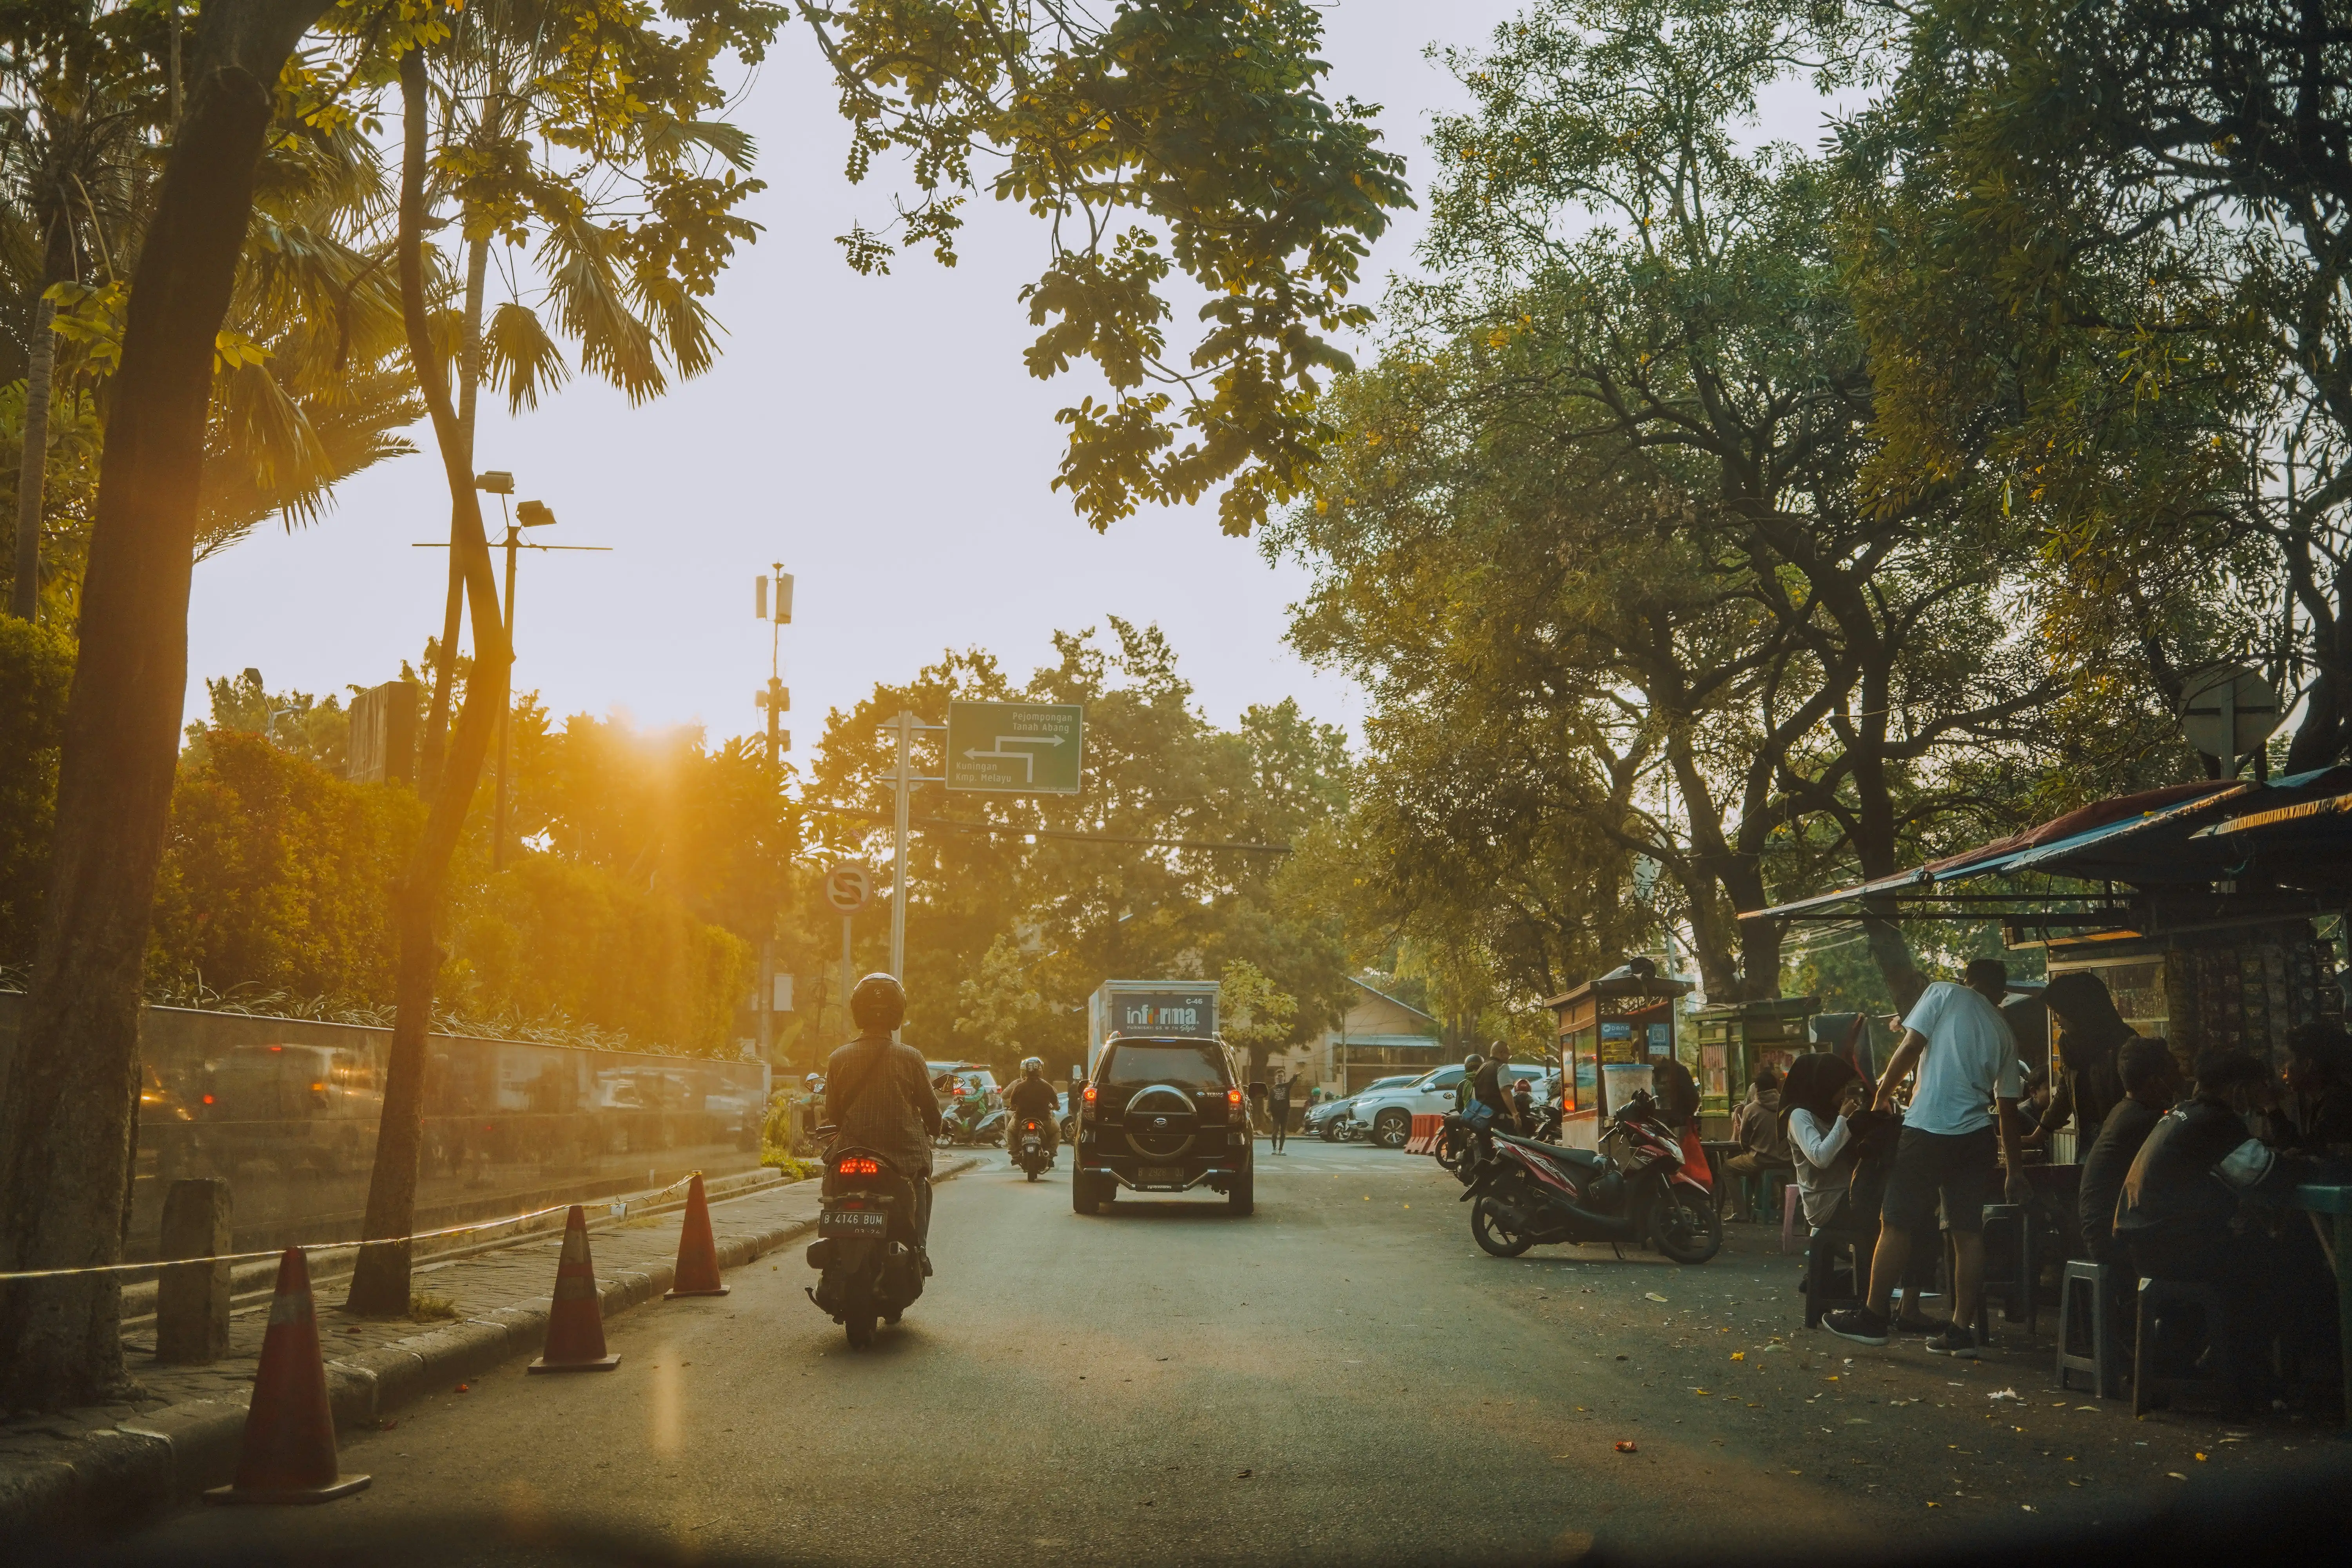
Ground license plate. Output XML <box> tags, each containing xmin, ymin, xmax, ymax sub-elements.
<box><xmin>1136</xmin><ymin>1166</ymin><xmax>1186</xmax><ymax>1185</ymax></box>
<box><xmin>820</xmin><ymin>1207</ymin><xmax>887</xmax><ymax>1236</ymax></box>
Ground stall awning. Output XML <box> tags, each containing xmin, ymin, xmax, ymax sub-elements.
<box><xmin>1745</xmin><ymin>767</ymin><xmax>2352</xmax><ymax>923</ymax></box>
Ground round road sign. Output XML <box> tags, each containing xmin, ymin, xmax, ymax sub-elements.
<box><xmin>823</xmin><ymin>862</ymin><xmax>875</xmax><ymax>915</ymax></box>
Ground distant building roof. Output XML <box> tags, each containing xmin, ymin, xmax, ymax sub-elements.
<box><xmin>1347</xmin><ymin>976</ymin><xmax>1441</xmax><ymax>1028</ymax></box>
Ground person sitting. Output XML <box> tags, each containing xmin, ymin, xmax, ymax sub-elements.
<box><xmin>2276</xmin><ymin>1023</ymin><xmax>2352</xmax><ymax>1152</ymax></box>
<box><xmin>1723</xmin><ymin>1068</ymin><xmax>1792</xmax><ymax>1216</ymax></box>
<box><xmin>2114</xmin><ymin>1048</ymin><xmax>2340</xmax><ymax>1405</ymax></box>
<box><xmin>2076</xmin><ymin>1038</ymin><xmax>2178</xmax><ymax>1266</ymax></box>
<box><xmin>1648</xmin><ymin>1058</ymin><xmax>1711</xmax><ymax>1195</ymax></box>
<box><xmin>2033</xmin><ymin>970</ymin><xmax>2135</xmax><ymax>1148</ymax></box>
<box><xmin>1783</xmin><ymin>1052</ymin><xmax>1938</xmax><ymax>1331</ymax></box>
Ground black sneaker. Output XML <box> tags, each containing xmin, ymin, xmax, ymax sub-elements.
<box><xmin>1820</xmin><ymin>1307</ymin><xmax>1891</xmax><ymax>1347</ymax></box>
<box><xmin>1924</xmin><ymin>1325</ymin><xmax>1981</xmax><ymax>1358</ymax></box>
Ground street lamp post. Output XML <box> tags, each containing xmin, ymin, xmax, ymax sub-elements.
<box><xmin>414</xmin><ymin>476</ymin><xmax>608</xmax><ymax>871</ymax></box>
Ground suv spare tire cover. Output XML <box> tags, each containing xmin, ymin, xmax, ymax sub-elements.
<box><xmin>1120</xmin><ymin>1084</ymin><xmax>1197</xmax><ymax>1160</ymax></box>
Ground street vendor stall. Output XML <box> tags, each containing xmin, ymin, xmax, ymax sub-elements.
<box><xmin>1748</xmin><ymin>766</ymin><xmax>2352</xmax><ymax>1413</ymax></box>
<box><xmin>1749</xmin><ymin>768</ymin><xmax>2352</xmax><ymax>1103</ymax></box>
<box><xmin>1689</xmin><ymin>997</ymin><xmax>1818</xmax><ymax>1140</ymax></box>
<box><xmin>1546</xmin><ymin>963</ymin><xmax>1693</xmax><ymax>1151</ymax></box>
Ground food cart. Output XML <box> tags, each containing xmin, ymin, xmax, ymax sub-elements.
<box><xmin>1545</xmin><ymin>964</ymin><xmax>1693</xmax><ymax>1151</ymax></box>
<box><xmin>1688</xmin><ymin>997</ymin><xmax>1819</xmax><ymax>1140</ymax></box>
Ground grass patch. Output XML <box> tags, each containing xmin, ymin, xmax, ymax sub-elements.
<box><xmin>761</xmin><ymin>1146</ymin><xmax>822</xmax><ymax>1181</ymax></box>
<box><xmin>407</xmin><ymin>1292</ymin><xmax>459</xmax><ymax>1323</ymax></box>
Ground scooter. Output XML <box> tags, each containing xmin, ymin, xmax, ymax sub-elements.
<box><xmin>1460</xmin><ymin>1089</ymin><xmax>1722</xmax><ymax>1263</ymax></box>
<box><xmin>935</xmin><ymin>1100</ymin><xmax>1009</xmax><ymax>1147</ymax></box>
<box><xmin>1011</xmin><ymin>1115</ymin><xmax>1055</xmax><ymax>1180</ymax></box>
<box><xmin>805</xmin><ymin>1135</ymin><xmax>927</xmax><ymax>1349</ymax></box>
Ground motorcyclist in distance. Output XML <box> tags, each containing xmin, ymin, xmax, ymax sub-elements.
<box><xmin>824</xmin><ymin>973</ymin><xmax>943</xmax><ymax>1256</ymax></box>
<box><xmin>1005</xmin><ymin>1056</ymin><xmax>1061</xmax><ymax>1165</ymax></box>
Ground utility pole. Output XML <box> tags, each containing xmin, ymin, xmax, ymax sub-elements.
<box><xmin>755</xmin><ymin>566</ymin><xmax>794</xmax><ymax>1065</ymax></box>
<box><xmin>416</xmin><ymin>479</ymin><xmax>606</xmax><ymax>872</ymax></box>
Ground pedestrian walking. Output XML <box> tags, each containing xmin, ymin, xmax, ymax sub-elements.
<box><xmin>1269</xmin><ymin>1070</ymin><xmax>1294</xmax><ymax>1153</ymax></box>
<box><xmin>1823</xmin><ymin>958</ymin><xmax>2027</xmax><ymax>1357</ymax></box>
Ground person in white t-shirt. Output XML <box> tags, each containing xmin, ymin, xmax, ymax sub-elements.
<box><xmin>1822</xmin><ymin>958</ymin><xmax>2026</xmax><ymax>1357</ymax></box>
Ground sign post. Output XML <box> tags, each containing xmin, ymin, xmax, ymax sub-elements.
<box><xmin>824</xmin><ymin>863</ymin><xmax>875</xmax><ymax>1036</ymax></box>
<box><xmin>946</xmin><ymin>701</ymin><xmax>1083</xmax><ymax>794</ymax></box>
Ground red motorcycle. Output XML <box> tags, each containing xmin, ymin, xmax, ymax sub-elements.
<box><xmin>1461</xmin><ymin>1089</ymin><xmax>1721</xmax><ymax>1263</ymax></box>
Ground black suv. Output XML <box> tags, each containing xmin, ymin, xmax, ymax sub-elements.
<box><xmin>1073</xmin><ymin>1036</ymin><xmax>1256</xmax><ymax>1215</ymax></box>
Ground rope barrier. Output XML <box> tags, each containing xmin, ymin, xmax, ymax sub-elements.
<box><xmin>0</xmin><ymin>1171</ymin><xmax>706</xmax><ymax>1283</ymax></box>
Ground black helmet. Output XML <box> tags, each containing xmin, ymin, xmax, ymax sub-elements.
<box><xmin>850</xmin><ymin>972</ymin><xmax>907</xmax><ymax>1031</ymax></box>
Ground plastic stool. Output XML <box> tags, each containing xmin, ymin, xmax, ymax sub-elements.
<box><xmin>2055</xmin><ymin>1260</ymin><xmax>2123</xmax><ymax>1399</ymax></box>
<box><xmin>2132</xmin><ymin>1276</ymin><xmax>2238</xmax><ymax>1417</ymax></box>
<box><xmin>1780</xmin><ymin>1183</ymin><xmax>1802</xmax><ymax>1254</ymax></box>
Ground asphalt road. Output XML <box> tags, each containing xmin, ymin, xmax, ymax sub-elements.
<box><xmin>95</xmin><ymin>1140</ymin><xmax>2347</xmax><ymax>1566</ymax></box>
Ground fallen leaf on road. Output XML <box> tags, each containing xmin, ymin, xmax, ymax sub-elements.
<box><xmin>1730</xmin><ymin>1352</ymin><xmax>1745</xmax><ymax>1361</ymax></box>
<box><xmin>1987</xmin><ymin>1389</ymin><xmax>2022</xmax><ymax>1402</ymax></box>
<box><xmin>455</xmin><ymin>1384</ymin><xmax>470</xmax><ymax>1393</ymax></box>
<box><xmin>2167</xmin><ymin>1473</ymin><xmax>2187</xmax><ymax>1481</ymax></box>
<box><xmin>1236</xmin><ymin>1470</ymin><xmax>1252</xmax><ymax>1479</ymax></box>
<box><xmin>2195</xmin><ymin>1453</ymin><xmax>2207</xmax><ymax>1461</ymax></box>
<box><xmin>1614</xmin><ymin>1441</ymin><xmax>1638</xmax><ymax>1454</ymax></box>
<box><xmin>1644</xmin><ymin>1292</ymin><xmax>1669</xmax><ymax>1303</ymax></box>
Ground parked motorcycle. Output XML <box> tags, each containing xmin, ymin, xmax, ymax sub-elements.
<box><xmin>805</xmin><ymin>1134</ymin><xmax>927</xmax><ymax>1349</ymax></box>
<box><xmin>1437</xmin><ymin>1099</ymin><xmax>1563</xmax><ymax>1181</ymax></box>
<box><xmin>1011</xmin><ymin>1115</ymin><xmax>1055</xmax><ymax>1180</ymax></box>
<box><xmin>1460</xmin><ymin>1089</ymin><xmax>1721</xmax><ymax>1263</ymax></box>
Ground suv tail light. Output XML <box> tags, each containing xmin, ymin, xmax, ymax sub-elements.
<box><xmin>1082</xmin><ymin>1084</ymin><xmax>1096</xmax><ymax>1105</ymax></box>
<box><xmin>1227</xmin><ymin>1088</ymin><xmax>1243</xmax><ymax>1109</ymax></box>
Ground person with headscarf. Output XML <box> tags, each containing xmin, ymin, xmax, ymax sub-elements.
<box><xmin>2034</xmin><ymin>971</ymin><xmax>2136</xmax><ymax>1145</ymax></box>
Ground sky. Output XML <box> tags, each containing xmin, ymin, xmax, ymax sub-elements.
<box><xmin>183</xmin><ymin>2</ymin><xmax>1842</xmax><ymax>762</ymax></box>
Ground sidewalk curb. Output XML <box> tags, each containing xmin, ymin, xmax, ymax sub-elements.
<box><xmin>11</xmin><ymin>1155</ymin><xmax>978</xmax><ymax>1540</ymax></box>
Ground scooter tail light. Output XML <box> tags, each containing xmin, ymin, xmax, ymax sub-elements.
<box><xmin>837</xmin><ymin>1155</ymin><xmax>880</xmax><ymax>1176</ymax></box>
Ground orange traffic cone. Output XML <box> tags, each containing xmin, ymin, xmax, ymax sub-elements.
<box><xmin>664</xmin><ymin>1173</ymin><xmax>730</xmax><ymax>1299</ymax></box>
<box><xmin>203</xmin><ymin>1249</ymin><xmax>370</xmax><ymax>1504</ymax></box>
<box><xmin>528</xmin><ymin>1205</ymin><xmax>621</xmax><ymax>1372</ymax></box>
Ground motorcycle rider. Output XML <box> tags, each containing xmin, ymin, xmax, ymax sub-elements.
<box><xmin>824</xmin><ymin>973</ymin><xmax>944</xmax><ymax>1256</ymax></box>
<box><xmin>1005</xmin><ymin>1056</ymin><xmax>1061</xmax><ymax>1165</ymax></box>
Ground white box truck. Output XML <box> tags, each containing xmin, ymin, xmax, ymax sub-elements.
<box><xmin>1085</xmin><ymin>980</ymin><xmax>1220</xmax><ymax>1071</ymax></box>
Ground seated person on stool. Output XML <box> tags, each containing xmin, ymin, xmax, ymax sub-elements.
<box><xmin>1725</xmin><ymin>1068</ymin><xmax>1794</xmax><ymax>1214</ymax></box>
<box><xmin>1784</xmin><ymin>1052</ymin><xmax>1938</xmax><ymax>1330</ymax></box>
<box><xmin>2078</xmin><ymin>1040</ymin><xmax>2178</xmax><ymax>1266</ymax></box>
<box><xmin>2270</xmin><ymin>1023</ymin><xmax>2352</xmax><ymax>1152</ymax></box>
<box><xmin>2114</xmin><ymin>1048</ymin><xmax>2341</xmax><ymax>1407</ymax></box>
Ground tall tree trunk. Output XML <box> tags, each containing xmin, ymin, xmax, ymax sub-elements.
<box><xmin>347</xmin><ymin>46</ymin><xmax>511</xmax><ymax>1316</ymax></box>
<box><xmin>0</xmin><ymin>0</ymin><xmax>335</xmax><ymax>1411</ymax></box>
<box><xmin>414</xmin><ymin>85</ymin><xmax>501</xmax><ymax>799</ymax></box>
<box><xmin>8</xmin><ymin>218</ymin><xmax>74</xmax><ymax>622</ymax></box>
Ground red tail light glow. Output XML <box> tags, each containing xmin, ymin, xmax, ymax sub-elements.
<box><xmin>837</xmin><ymin>1156</ymin><xmax>880</xmax><ymax>1176</ymax></box>
<box><xmin>953</xmin><ymin>1083</ymin><xmax>966</xmax><ymax>1096</ymax></box>
<box><xmin>1082</xmin><ymin>1084</ymin><xmax>1096</xmax><ymax>1104</ymax></box>
<box><xmin>1227</xmin><ymin>1088</ymin><xmax>1243</xmax><ymax>1108</ymax></box>
<box><xmin>201</xmin><ymin>1094</ymin><xmax>214</xmax><ymax>1105</ymax></box>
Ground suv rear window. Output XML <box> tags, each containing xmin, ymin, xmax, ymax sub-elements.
<box><xmin>1100</xmin><ymin>1042</ymin><xmax>1229</xmax><ymax>1091</ymax></box>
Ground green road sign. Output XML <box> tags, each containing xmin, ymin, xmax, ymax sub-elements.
<box><xmin>946</xmin><ymin>701</ymin><xmax>1083</xmax><ymax>794</ymax></box>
